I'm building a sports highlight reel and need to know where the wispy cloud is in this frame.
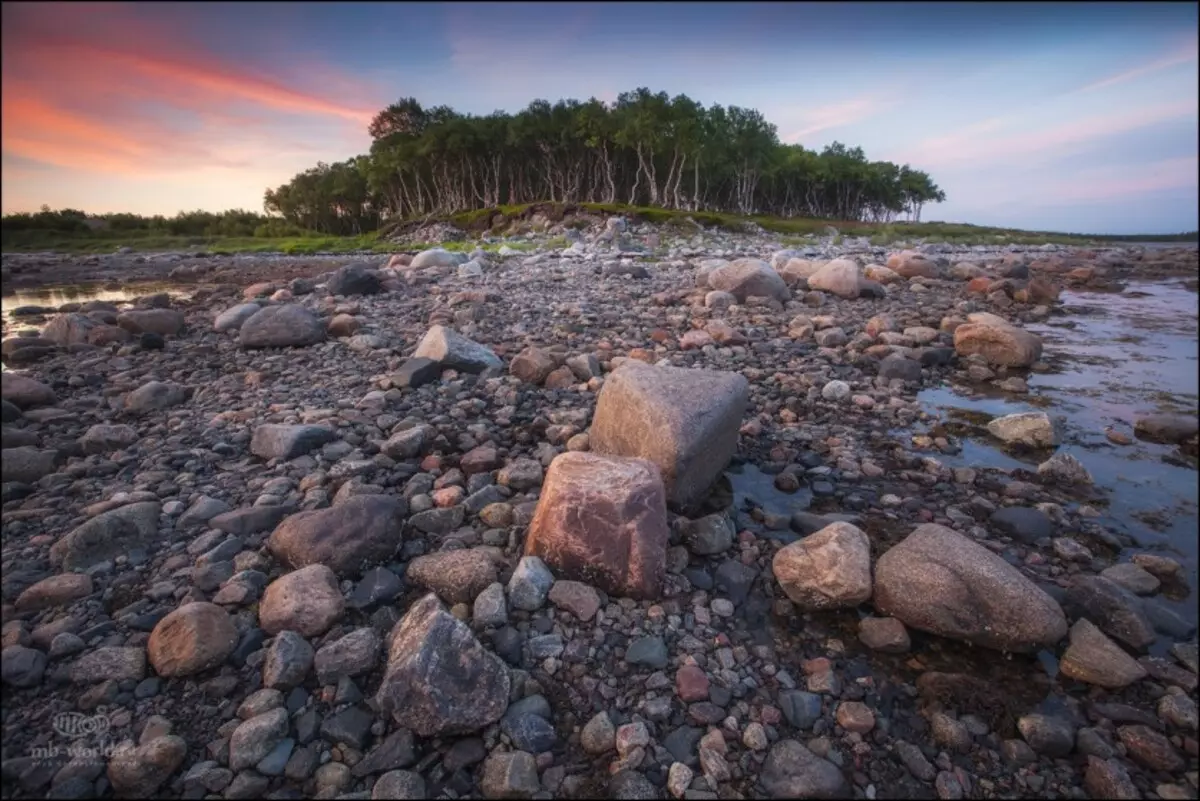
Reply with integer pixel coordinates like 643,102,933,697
899,99,1198,168
780,96,894,143
1074,34,1199,94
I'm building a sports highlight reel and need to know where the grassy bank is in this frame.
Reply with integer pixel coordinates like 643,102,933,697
2,203,1195,254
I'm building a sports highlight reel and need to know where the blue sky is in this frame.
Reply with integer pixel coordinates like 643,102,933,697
2,1,1196,233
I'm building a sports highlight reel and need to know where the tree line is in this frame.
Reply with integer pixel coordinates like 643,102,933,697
263,88,947,235
0,206,300,238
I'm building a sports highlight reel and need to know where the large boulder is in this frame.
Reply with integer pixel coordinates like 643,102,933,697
375,593,510,737
1,446,59,483
873,524,1068,652
772,522,872,610
953,314,1042,367
251,424,337,461
239,304,326,349
524,452,668,600
412,325,501,373
42,313,97,346
1133,413,1198,444
1,374,55,409
213,303,261,332
887,250,941,278
147,602,238,677
328,263,383,296
259,564,345,637
589,360,748,509
410,248,466,270
808,259,863,299
50,502,162,570
117,309,185,336
778,258,823,286
706,258,790,303
268,495,407,577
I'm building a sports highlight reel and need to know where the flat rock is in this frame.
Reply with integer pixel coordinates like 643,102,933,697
405,549,497,605
986,412,1057,448
50,501,162,570
1062,575,1156,651
1,446,59,484
1060,618,1148,688
268,495,406,577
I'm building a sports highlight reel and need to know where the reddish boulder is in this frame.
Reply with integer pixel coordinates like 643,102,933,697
524,452,668,600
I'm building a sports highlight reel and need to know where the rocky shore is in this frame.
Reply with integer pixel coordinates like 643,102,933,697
1,218,1197,800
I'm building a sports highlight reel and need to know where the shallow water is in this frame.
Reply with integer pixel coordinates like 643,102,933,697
917,279,1199,627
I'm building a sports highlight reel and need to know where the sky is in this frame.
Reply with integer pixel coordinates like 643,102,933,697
2,1,1197,234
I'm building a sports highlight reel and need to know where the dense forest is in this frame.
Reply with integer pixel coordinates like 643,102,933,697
261,88,947,235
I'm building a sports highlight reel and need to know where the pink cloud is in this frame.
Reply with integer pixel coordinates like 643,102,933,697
1038,156,1199,204
901,99,1198,168
1,3,375,182
1075,35,1199,94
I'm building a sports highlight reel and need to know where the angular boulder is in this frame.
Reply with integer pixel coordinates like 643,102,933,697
239,304,326,349
589,360,748,509
761,739,850,799
147,602,239,677
509,347,558,385
772,522,872,610
524,452,668,600
873,523,1068,652
953,314,1042,367
1060,618,1148,688
50,502,162,570
268,495,407,577
43,313,98,346
412,325,501,373
328,262,383,296
706,258,790,303
807,259,863,299
375,593,510,737
405,549,498,605
987,412,1057,448
250,424,337,461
